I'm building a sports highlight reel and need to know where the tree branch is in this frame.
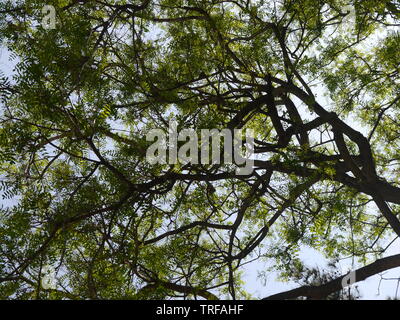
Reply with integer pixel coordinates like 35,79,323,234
263,254,400,300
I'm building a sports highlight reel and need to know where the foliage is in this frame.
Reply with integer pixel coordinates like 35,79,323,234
0,0,400,299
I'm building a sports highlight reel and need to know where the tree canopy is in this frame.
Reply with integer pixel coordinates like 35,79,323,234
1,0,400,300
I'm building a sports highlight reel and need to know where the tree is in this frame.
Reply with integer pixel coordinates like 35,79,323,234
0,0,400,300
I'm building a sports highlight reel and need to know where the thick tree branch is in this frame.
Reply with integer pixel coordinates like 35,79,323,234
263,254,400,300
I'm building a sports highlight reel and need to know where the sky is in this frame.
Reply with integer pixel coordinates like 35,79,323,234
242,240,400,300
